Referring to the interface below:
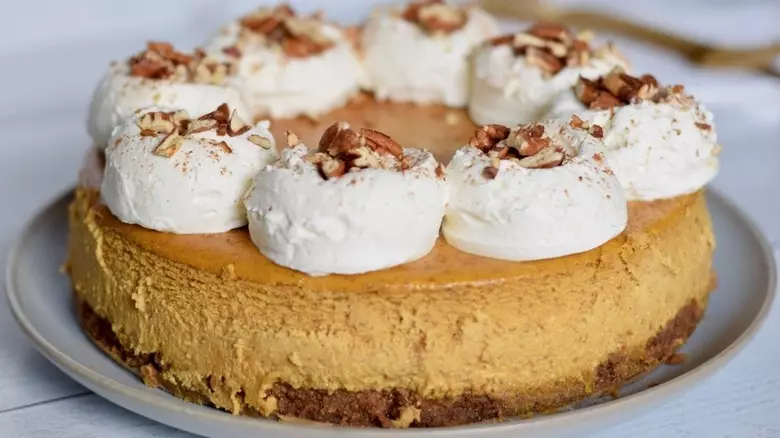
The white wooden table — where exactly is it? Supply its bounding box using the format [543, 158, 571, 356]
[1, 1, 779, 436]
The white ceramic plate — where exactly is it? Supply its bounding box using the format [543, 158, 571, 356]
[6, 189, 776, 438]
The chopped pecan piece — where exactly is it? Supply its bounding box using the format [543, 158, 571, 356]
[402, 0, 467, 34]
[128, 41, 231, 84]
[188, 118, 218, 135]
[574, 77, 601, 106]
[508, 124, 551, 156]
[573, 71, 685, 109]
[469, 124, 511, 150]
[360, 128, 403, 158]
[569, 115, 586, 129]
[227, 110, 251, 137]
[153, 129, 184, 157]
[286, 131, 301, 147]
[248, 134, 273, 149]
[488, 34, 514, 46]
[528, 22, 571, 42]
[346, 146, 383, 169]
[497, 22, 622, 76]
[312, 122, 420, 179]
[589, 92, 622, 110]
[526, 47, 564, 75]
[517, 146, 564, 169]
[319, 157, 346, 179]
[318, 121, 361, 155]
[240, 5, 334, 58]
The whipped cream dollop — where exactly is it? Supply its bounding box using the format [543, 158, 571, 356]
[547, 72, 720, 201]
[87, 42, 250, 148]
[443, 120, 627, 261]
[468, 23, 627, 126]
[204, 6, 365, 119]
[102, 104, 278, 234]
[362, 1, 499, 107]
[245, 122, 447, 276]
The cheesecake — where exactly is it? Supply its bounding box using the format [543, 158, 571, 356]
[68, 0, 719, 428]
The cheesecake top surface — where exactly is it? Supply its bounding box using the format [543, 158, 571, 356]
[88, 191, 690, 292]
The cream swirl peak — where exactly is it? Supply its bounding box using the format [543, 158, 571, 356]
[468, 22, 627, 126]
[244, 122, 447, 276]
[204, 5, 365, 119]
[547, 70, 721, 201]
[443, 120, 627, 261]
[101, 104, 278, 234]
[362, 0, 500, 107]
[87, 42, 250, 148]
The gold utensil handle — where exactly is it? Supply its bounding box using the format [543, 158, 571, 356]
[481, 0, 780, 74]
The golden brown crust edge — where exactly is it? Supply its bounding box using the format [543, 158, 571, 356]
[77, 294, 707, 428]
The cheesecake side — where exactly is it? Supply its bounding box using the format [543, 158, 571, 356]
[67, 186, 714, 426]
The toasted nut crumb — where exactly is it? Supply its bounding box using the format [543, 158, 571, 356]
[435, 163, 445, 178]
[211, 140, 233, 154]
[482, 165, 499, 180]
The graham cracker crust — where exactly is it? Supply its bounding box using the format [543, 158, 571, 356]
[77, 299, 704, 428]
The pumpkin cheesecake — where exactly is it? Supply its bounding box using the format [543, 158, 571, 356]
[68, 1, 720, 429]
[68, 103, 716, 427]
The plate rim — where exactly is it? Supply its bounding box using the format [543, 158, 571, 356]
[5, 187, 777, 437]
